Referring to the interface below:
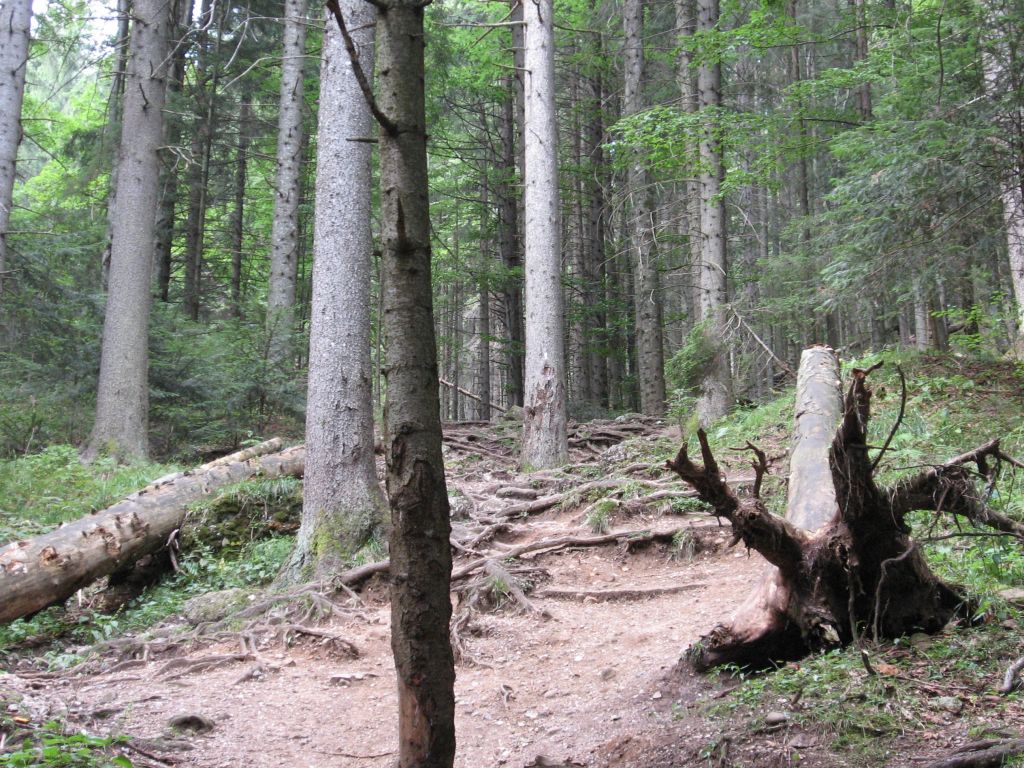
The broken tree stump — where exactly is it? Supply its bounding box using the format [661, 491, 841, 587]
[0, 440, 305, 623]
[668, 346, 1022, 670]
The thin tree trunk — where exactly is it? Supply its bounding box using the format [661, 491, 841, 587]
[479, 171, 493, 420]
[521, 0, 568, 468]
[182, 0, 215, 321]
[100, 0, 131, 291]
[267, 0, 309, 363]
[0, 0, 32, 300]
[583, 35, 608, 407]
[153, 0, 192, 303]
[496, 79, 525, 406]
[695, 0, 733, 426]
[230, 88, 252, 318]
[624, 0, 666, 416]
[86, 0, 172, 461]
[349, 0, 458, 758]
[288, 2, 385, 582]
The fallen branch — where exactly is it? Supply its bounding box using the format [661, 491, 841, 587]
[998, 656, 1024, 694]
[923, 739, 1024, 768]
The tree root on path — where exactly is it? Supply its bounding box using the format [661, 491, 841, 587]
[532, 583, 705, 601]
[923, 739, 1024, 768]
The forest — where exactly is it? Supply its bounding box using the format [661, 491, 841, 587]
[1, 0, 1023, 764]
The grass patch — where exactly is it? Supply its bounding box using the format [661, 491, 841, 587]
[0, 445, 177, 543]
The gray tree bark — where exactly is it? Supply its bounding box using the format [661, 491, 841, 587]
[695, 0, 733, 426]
[623, 0, 666, 416]
[0, 0, 32, 300]
[286, 2, 386, 583]
[85, 0, 172, 461]
[100, 0, 131, 291]
[267, 0, 309, 363]
[521, 0, 568, 469]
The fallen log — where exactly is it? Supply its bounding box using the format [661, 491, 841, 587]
[669, 346, 1021, 670]
[0, 440, 305, 623]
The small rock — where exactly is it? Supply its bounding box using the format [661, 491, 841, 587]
[999, 588, 1024, 605]
[909, 632, 932, 649]
[182, 589, 248, 624]
[573, 653, 584, 662]
[544, 689, 559, 699]
[525, 709, 539, 719]
[651, 691, 663, 700]
[167, 713, 215, 733]
[599, 668, 615, 681]
[765, 711, 789, 726]
[934, 696, 963, 714]
[787, 732, 817, 749]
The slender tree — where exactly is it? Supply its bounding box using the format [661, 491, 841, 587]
[521, 0, 568, 468]
[0, 0, 32, 300]
[86, 0, 172, 460]
[327, 0, 457, 759]
[267, 0, 309, 363]
[695, 0, 733, 425]
[288, 0, 386, 580]
[623, 0, 666, 415]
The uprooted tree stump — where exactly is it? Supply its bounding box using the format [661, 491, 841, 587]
[668, 346, 1024, 670]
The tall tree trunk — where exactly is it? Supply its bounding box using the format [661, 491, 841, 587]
[100, 0, 131, 291]
[583, 35, 608, 407]
[496, 79, 525, 406]
[152, 0, 192, 303]
[521, 0, 568, 468]
[267, 0, 309, 363]
[336, 0, 459, 758]
[182, 0, 215, 321]
[478, 170, 493, 420]
[913, 275, 932, 350]
[85, 0, 172, 461]
[230, 88, 252, 318]
[676, 0, 701, 324]
[0, 0, 32, 300]
[623, 0, 667, 416]
[695, 0, 733, 426]
[288, 1, 385, 582]
[568, 56, 593, 405]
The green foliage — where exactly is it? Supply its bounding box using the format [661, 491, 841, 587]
[0, 720, 132, 768]
[585, 499, 617, 533]
[0, 446, 176, 543]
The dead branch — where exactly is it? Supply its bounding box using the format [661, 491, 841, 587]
[666, 430, 806, 577]
[923, 739, 1024, 768]
[998, 656, 1024, 694]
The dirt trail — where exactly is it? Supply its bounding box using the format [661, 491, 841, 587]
[2, 419, 777, 767]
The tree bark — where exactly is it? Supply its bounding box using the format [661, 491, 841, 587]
[496, 78, 525, 407]
[521, 0, 568, 469]
[100, 0, 131, 292]
[152, 0, 192, 303]
[85, 0, 173, 462]
[357, 0, 458, 758]
[0, 0, 32, 300]
[286, 1, 386, 583]
[624, 0, 667, 416]
[670, 347, 1010, 671]
[230, 87, 252, 318]
[695, 0, 733, 426]
[0, 440, 302, 624]
[267, 0, 309, 364]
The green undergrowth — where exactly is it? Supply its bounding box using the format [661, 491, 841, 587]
[0, 717, 134, 768]
[0, 446, 177, 544]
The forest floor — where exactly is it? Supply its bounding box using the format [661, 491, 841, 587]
[2, 354, 1024, 768]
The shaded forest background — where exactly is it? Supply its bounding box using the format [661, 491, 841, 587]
[0, 0, 1022, 459]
